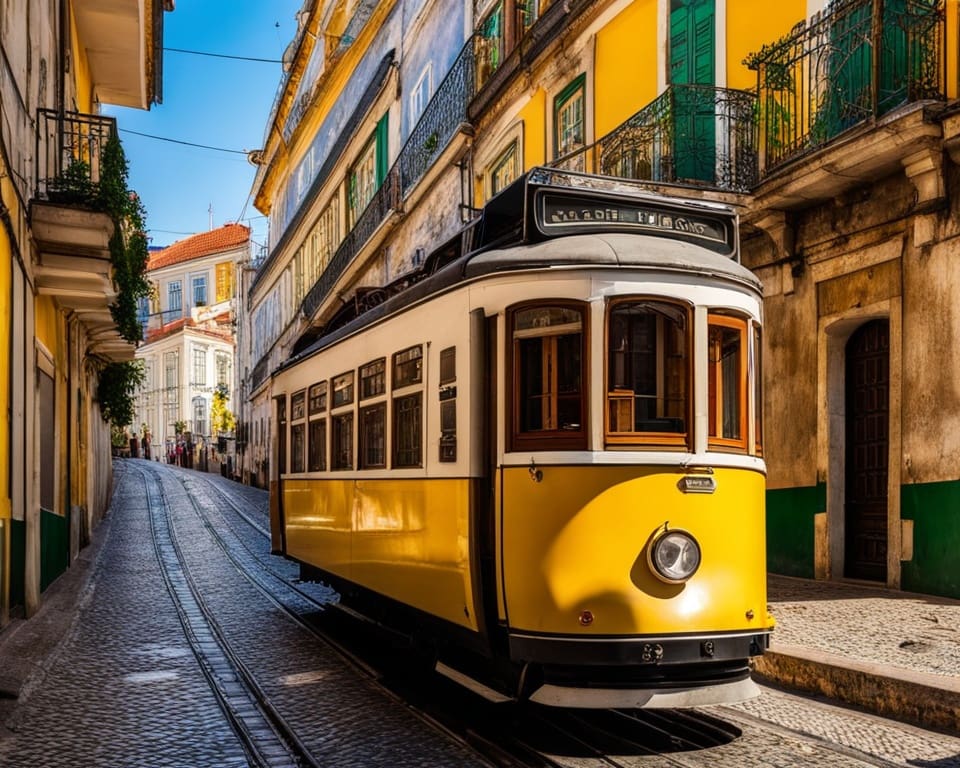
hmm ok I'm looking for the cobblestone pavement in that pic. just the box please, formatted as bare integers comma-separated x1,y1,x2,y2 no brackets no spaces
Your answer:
767,574,960,678
0,463,250,767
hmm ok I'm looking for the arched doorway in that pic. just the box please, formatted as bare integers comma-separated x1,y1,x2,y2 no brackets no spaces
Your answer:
844,319,889,581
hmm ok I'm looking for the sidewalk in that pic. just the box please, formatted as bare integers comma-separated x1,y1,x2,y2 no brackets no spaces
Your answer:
2,518,958,734
759,574,960,733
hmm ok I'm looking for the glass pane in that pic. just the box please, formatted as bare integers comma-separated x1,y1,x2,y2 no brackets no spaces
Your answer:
291,424,305,473
393,346,423,388
333,372,354,407
308,382,327,414
709,322,743,440
607,301,687,434
308,418,326,472
360,358,386,399
393,393,422,467
359,404,386,468
332,413,353,469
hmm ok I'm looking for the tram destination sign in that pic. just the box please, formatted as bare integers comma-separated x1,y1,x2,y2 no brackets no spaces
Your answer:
535,192,733,254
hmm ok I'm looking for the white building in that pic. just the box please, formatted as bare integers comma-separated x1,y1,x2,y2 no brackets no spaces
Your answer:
134,224,250,463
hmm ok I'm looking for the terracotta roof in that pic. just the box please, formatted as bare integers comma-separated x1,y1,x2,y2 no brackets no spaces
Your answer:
148,223,250,271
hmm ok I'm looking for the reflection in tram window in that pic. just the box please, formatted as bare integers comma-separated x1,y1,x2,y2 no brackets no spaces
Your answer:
308,418,326,471
394,393,422,467
291,423,305,473
510,303,586,450
359,403,386,468
606,300,689,445
708,315,748,450
332,412,354,469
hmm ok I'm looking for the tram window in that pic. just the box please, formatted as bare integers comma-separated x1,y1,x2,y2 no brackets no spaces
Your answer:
359,404,386,468
291,423,305,473
308,382,327,414
754,324,763,455
509,303,587,450
393,346,423,388
331,413,354,470
308,418,326,471
605,300,689,446
708,314,748,450
332,371,354,407
291,390,306,421
439,347,456,462
360,358,386,399
394,393,422,467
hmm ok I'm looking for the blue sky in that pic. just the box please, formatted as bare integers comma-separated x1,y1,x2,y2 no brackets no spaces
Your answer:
104,1,303,250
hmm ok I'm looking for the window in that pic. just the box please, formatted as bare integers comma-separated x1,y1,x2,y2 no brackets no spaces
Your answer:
137,297,150,333
193,348,207,386
308,418,326,472
215,262,234,302
168,280,182,315
410,64,432,128
518,0,540,35
439,346,457,462
360,358,386,399
754,324,762,454
490,140,519,195
707,314,748,450
393,346,422,388
291,390,306,421
277,397,288,475
308,382,327,415
164,351,179,393
332,413,354,470
509,303,587,450
348,115,388,228
291,424,305,473
216,352,231,388
192,275,207,306
394,393,422,467
477,2,505,87
332,371,354,407
606,299,690,445
359,403,386,469
193,396,207,437
554,74,586,162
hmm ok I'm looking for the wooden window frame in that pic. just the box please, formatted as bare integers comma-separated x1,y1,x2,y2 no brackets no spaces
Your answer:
308,417,327,472
753,322,763,456
507,300,589,452
308,381,328,415
392,345,423,389
359,402,387,469
393,392,423,468
707,313,749,452
331,411,354,471
603,297,692,449
360,357,386,400
332,371,355,408
490,139,519,195
553,74,586,161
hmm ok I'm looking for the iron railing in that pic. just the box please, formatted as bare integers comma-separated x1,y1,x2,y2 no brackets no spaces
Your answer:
35,109,117,204
398,39,475,195
300,167,400,320
550,84,758,193
746,0,944,173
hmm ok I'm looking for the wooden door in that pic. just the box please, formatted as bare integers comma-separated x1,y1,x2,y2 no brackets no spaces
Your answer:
844,320,889,582
669,0,715,182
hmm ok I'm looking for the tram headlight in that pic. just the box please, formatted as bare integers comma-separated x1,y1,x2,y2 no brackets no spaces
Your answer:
648,529,701,584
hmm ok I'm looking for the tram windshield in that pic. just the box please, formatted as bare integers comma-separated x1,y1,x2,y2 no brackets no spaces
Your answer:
606,299,689,446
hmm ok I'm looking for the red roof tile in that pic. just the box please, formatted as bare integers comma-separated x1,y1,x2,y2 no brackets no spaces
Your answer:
148,223,250,271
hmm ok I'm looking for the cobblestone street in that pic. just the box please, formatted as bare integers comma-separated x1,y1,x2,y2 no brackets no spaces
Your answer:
1,460,959,767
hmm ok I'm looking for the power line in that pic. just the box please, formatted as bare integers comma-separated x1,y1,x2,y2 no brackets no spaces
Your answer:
164,47,282,64
119,128,249,155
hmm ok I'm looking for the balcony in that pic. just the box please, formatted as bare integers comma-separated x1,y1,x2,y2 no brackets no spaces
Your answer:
746,0,945,176
548,85,758,194
31,110,136,360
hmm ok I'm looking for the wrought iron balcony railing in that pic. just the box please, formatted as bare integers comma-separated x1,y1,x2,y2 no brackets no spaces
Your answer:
398,39,475,195
35,109,118,205
550,84,758,193
746,0,945,174
300,166,400,320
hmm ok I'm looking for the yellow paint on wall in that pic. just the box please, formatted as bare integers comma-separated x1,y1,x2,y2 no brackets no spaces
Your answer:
946,0,958,100
68,2,94,111
35,296,58,352
594,0,659,137
726,0,807,90
519,89,546,171
0,184,11,518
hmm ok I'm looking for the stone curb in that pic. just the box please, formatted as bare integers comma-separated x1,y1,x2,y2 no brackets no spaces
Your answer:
753,642,960,734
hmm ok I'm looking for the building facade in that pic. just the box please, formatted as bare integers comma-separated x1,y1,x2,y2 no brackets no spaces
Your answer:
0,0,172,626
241,0,960,599
135,224,248,467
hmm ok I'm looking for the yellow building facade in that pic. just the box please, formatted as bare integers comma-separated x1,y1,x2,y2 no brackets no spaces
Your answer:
0,0,171,626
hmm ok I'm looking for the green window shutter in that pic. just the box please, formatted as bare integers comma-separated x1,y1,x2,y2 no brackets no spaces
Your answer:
669,0,715,183
669,0,714,86
375,112,389,187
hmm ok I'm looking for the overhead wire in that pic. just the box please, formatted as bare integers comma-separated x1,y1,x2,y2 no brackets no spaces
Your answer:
163,47,282,64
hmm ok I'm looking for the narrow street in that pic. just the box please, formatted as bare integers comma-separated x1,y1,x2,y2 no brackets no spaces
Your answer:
1,460,958,767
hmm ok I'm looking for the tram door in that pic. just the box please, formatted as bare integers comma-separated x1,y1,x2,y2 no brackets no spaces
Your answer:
844,320,889,582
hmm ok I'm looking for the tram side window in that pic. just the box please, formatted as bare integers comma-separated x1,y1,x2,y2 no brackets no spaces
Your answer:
276,396,287,476
359,404,386,468
439,346,456,462
708,314,748,451
290,390,306,473
509,303,587,450
308,381,327,472
754,324,763,455
606,300,689,446
393,345,424,468
331,371,355,470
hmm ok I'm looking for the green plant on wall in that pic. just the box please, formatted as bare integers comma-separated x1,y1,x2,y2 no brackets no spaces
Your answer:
50,158,96,204
97,360,144,431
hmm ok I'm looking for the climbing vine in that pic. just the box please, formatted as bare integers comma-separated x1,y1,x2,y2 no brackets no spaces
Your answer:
97,360,145,430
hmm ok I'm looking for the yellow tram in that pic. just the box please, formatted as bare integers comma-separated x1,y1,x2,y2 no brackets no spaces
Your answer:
270,168,773,708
